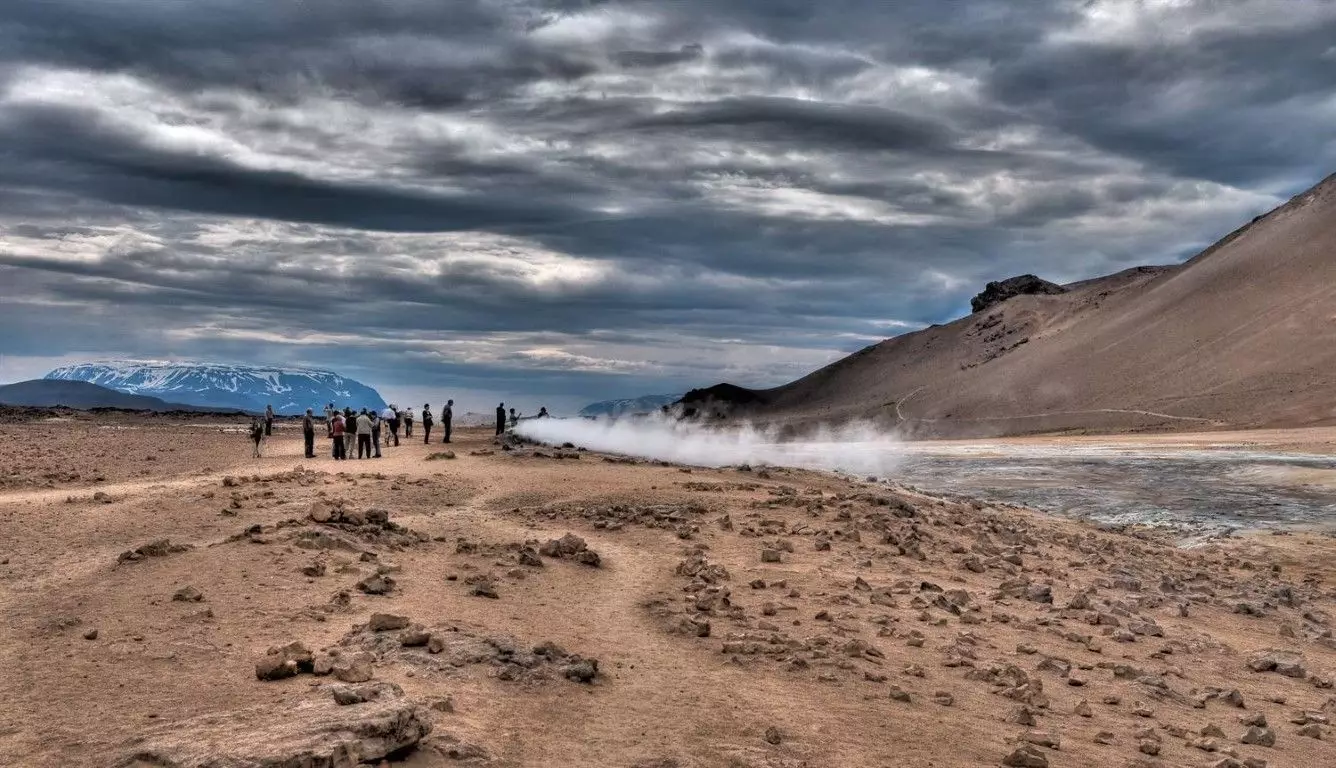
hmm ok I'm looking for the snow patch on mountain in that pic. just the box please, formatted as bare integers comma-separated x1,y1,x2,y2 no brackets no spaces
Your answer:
45,360,386,415
579,394,683,418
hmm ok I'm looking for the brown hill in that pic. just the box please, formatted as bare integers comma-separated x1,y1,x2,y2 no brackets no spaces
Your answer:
683,172,1336,437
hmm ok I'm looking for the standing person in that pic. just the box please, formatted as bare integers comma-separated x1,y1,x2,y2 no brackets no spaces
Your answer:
249,417,265,458
509,408,518,429
342,408,356,459
381,404,400,447
537,406,549,418
264,404,275,437
330,411,347,460
421,404,433,444
404,406,414,438
496,403,506,435
324,403,335,437
442,399,454,444
302,408,316,458
370,410,383,458
356,409,373,459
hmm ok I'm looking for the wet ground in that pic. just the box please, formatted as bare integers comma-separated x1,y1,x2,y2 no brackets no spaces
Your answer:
878,444,1336,535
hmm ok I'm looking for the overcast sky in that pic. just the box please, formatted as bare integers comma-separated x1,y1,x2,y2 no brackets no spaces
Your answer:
1,0,1334,413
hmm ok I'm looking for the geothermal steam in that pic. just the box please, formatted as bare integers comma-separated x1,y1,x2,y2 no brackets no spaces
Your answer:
514,416,902,476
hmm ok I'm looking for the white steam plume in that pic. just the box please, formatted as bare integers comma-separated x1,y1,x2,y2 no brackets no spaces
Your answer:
513,416,903,476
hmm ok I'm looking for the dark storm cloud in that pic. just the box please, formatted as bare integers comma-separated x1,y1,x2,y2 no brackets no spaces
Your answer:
625,97,954,151
1,0,1332,407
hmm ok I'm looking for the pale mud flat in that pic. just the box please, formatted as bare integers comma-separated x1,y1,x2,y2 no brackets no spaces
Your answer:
0,415,1334,768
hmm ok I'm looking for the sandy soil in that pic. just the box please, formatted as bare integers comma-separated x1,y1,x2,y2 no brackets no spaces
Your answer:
1,418,1334,768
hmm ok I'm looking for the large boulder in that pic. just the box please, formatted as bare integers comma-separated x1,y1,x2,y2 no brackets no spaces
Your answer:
113,689,431,767
970,274,1067,313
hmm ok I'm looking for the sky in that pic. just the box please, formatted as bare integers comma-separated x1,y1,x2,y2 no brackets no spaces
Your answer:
1,0,1334,414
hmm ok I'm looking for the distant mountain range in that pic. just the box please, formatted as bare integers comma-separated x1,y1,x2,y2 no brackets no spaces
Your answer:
45,361,386,415
579,394,682,418
0,379,234,412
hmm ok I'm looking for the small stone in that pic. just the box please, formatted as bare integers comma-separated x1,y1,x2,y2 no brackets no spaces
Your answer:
356,574,395,595
1138,740,1160,756
333,652,374,683
368,613,410,632
427,634,447,654
1241,726,1275,747
888,686,911,703
933,691,954,706
761,549,782,563
172,586,204,602
470,580,499,599
82,628,99,641
1074,700,1092,718
564,658,599,684
400,628,431,647
1296,723,1323,738
1201,724,1226,739
1093,731,1117,745
1001,745,1048,768
763,726,782,745
1021,731,1059,749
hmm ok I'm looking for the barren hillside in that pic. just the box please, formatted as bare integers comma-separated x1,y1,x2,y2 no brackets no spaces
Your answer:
684,173,1336,437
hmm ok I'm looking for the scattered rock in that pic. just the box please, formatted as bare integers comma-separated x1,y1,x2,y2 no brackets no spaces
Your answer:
332,652,375,683
368,613,410,632
1001,744,1048,768
564,658,599,684
1241,726,1275,747
255,641,315,681
356,574,396,595
331,680,402,706
763,726,783,745
117,539,191,564
171,586,204,603
83,628,99,641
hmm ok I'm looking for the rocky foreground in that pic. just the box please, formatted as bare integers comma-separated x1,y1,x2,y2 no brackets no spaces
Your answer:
0,415,1334,767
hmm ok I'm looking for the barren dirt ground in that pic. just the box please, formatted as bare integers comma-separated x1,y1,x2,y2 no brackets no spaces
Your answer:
1,416,1335,768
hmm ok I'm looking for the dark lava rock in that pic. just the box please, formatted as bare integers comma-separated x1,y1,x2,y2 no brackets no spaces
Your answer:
564,658,599,683
971,274,1066,313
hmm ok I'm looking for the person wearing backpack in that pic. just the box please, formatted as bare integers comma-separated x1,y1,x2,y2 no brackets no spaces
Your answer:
421,404,434,444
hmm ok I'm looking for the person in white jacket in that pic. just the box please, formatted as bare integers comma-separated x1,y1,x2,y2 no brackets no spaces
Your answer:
381,405,400,447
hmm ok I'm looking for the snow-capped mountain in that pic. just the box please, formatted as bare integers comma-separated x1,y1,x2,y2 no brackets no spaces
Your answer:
45,361,386,415
578,394,682,418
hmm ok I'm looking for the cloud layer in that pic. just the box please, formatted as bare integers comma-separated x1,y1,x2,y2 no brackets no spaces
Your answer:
2,0,1333,411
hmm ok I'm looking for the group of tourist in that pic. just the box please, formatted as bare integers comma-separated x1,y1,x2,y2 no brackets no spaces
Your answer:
318,402,455,460
248,400,550,459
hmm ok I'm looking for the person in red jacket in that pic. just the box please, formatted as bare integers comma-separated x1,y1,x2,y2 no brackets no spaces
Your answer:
330,412,347,460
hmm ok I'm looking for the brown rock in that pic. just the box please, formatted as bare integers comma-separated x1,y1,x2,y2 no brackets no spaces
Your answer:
1001,745,1048,768
368,613,410,632
1241,726,1275,747
333,652,374,683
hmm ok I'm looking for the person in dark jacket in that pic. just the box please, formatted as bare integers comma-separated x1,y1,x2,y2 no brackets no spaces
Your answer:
302,408,316,458
250,417,265,458
496,403,506,435
264,404,274,437
442,399,454,443
422,404,433,444
404,407,414,438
